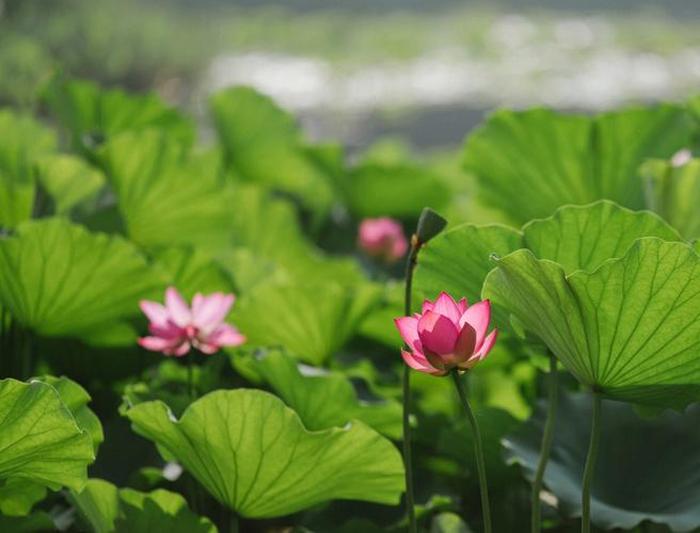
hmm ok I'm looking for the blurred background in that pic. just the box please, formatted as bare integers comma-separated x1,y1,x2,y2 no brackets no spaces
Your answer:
2,0,700,153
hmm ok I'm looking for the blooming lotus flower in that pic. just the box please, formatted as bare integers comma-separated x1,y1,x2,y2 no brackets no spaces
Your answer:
138,287,245,356
394,292,497,376
358,217,408,262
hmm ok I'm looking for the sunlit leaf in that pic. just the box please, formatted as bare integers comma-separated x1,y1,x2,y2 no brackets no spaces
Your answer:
505,391,700,531
483,238,700,408
0,218,164,338
464,105,693,224
152,246,235,298
0,379,93,494
0,479,46,517
233,281,380,365
211,87,336,214
35,155,105,215
98,130,235,250
124,389,404,518
241,350,402,438
69,478,119,533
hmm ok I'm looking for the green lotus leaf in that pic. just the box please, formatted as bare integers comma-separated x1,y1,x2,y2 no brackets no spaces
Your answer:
35,375,103,452
0,479,46,517
98,130,235,251
227,185,363,286
69,478,216,533
504,391,700,531
483,238,700,408
211,87,336,214
343,162,450,218
0,511,54,532
414,201,682,328
152,247,235,298
0,218,164,338
641,157,700,240
124,389,405,518
35,155,105,215
463,105,693,224
0,379,94,497
233,281,381,365
242,350,402,438
0,110,56,227
43,77,194,154
430,512,473,533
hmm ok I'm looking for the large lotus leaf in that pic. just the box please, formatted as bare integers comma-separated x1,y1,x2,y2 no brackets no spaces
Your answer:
522,201,682,273
0,218,164,338
414,202,683,329
35,155,105,215
463,105,693,224
243,350,402,438
483,238,700,408
42,77,194,153
124,389,404,518
0,479,46,517
98,130,235,250
210,87,336,214
152,247,235,298
226,185,363,286
343,162,450,218
0,379,93,494
641,158,700,241
69,478,216,533
35,376,103,452
233,281,381,365
0,110,56,227
0,512,54,532
505,391,700,531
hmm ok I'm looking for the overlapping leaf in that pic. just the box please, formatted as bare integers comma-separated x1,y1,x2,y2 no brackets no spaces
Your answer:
233,281,380,365
35,155,105,215
124,389,404,518
463,105,694,224
505,391,700,531
483,238,700,407
98,130,235,250
0,218,164,338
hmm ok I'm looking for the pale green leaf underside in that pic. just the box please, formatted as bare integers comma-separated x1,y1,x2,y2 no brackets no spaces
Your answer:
0,218,164,337
233,281,380,365
125,389,405,518
463,105,693,224
483,238,700,407
0,379,93,493
35,155,105,214
249,351,402,438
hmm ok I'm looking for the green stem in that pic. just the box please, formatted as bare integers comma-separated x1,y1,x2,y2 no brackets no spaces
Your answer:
402,236,420,533
531,354,558,533
451,370,492,533
581,393,602,533
229,510,239,533
187,356,195,401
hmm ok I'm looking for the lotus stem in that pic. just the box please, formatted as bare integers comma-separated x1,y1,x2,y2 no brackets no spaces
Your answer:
402,234,421,533
187,356,195,401
581,392,602,533
531,353,558,533
451,369,492,533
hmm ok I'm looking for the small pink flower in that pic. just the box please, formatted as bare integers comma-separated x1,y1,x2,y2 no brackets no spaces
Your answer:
357,217,408,262
138,287,246,357
394,292,498,376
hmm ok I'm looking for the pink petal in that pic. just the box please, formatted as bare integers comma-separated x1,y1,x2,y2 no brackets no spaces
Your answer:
390,234,408,259
139,335,189,356
401,349,444,376
421,299,435,314
453,323,477,361
394,316,423,354
171,342,191,357
203,323,246,349
192,293,235,332
165,287,191,327
417,311,459,355
140,300,169,327
459,300,491,351
474,328,498,360
149,320,184,340
432,292,461,324
456,298,468,314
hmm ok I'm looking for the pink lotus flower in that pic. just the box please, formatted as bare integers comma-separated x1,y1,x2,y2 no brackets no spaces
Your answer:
138,287,245,356
358,217,408,262
394,292,498,376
